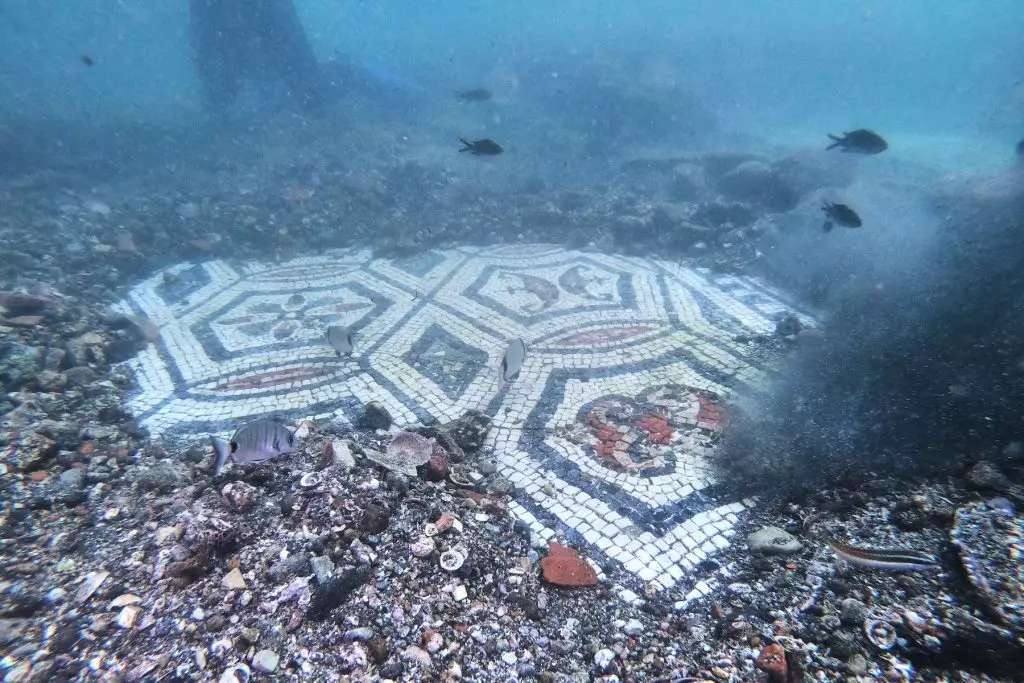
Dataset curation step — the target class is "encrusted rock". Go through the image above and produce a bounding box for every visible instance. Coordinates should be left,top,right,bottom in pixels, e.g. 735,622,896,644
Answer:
951,501,1024,629
359,503,390,535
965,461,1012,493
746,526,802,555
442,410,492,454
755,642,788,681
356,401,393,431
221,481,257,512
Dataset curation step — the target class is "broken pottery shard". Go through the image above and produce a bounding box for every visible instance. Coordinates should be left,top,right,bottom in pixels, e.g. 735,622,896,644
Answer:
540,543,597,587
364,431,434,476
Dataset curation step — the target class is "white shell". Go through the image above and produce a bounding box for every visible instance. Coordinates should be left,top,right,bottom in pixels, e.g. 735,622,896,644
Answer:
440,549,466,572
299,472,320,488
864,618,897,650
219,663,251,683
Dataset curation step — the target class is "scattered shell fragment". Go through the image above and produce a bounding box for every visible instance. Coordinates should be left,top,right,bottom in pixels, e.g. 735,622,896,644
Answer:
453,584,468,601
222,567,247,590
292,420,313,440
440,549,466,572
75,570,109,604
109,594,142,609
864,618,897,650
299,472,320,489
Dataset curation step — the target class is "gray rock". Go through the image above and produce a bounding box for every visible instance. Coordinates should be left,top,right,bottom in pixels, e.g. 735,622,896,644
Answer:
746,526,802,555
622,618,644,637
669,163,707,201
252,649,279,673
966,461,1011,492
133,461,183,493
846,653,868,676
64,366,96,387
310,555,335,585
356,402,392,431
716,160,799,212
840,597,868,626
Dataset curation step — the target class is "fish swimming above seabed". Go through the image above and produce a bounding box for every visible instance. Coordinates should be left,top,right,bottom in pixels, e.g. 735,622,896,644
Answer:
822,201,863,232
455,88,493,102
826,129,888,154
501,338,527,382
459,138,504,156
827,538,940,571
212,419,298,475
326,325,354,356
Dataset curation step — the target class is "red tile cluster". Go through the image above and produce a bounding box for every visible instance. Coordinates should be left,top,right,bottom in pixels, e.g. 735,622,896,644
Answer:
636,413,674,444
540,542,598,587
697,395,726,429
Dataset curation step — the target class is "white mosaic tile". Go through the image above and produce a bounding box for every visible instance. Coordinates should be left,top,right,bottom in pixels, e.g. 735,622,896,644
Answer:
115,244,814,590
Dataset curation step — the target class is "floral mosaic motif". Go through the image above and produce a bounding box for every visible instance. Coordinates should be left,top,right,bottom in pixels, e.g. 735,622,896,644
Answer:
582,385,726,473
558,265,614,302
213,291,372,342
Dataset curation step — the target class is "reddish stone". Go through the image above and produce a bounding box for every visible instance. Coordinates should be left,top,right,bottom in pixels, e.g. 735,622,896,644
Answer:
28,470,48,482
540,556,598,587
419,444,449,482
545,542,578,558
755,643,787,682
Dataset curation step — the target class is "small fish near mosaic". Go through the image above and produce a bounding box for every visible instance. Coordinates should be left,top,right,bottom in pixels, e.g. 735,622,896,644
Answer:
211,419,299,475
583,385,726,473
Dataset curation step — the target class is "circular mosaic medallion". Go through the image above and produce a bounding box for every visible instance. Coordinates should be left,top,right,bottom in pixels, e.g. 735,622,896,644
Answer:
116,244,813,595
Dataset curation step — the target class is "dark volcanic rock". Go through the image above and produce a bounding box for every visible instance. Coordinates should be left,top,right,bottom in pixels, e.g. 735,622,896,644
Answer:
356,402,392,431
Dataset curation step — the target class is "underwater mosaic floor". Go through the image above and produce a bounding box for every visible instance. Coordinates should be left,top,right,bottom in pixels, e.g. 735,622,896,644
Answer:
115,244,811,596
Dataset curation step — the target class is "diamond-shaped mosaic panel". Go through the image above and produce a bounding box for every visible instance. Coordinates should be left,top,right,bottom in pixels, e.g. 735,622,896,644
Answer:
115,245,815,592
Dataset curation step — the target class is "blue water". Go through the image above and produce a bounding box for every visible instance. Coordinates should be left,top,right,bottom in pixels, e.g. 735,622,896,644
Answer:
1,0,1020,167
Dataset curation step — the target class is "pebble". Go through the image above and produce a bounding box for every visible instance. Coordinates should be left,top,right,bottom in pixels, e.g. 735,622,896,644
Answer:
594,648,615,670
501,651,518,665
109,594,142,609
2,662,31,683
344,627,374,641
252,649,279,673
622,618,644,636
222,567,247,590
115,605,142,629
453,584,468,601
846,653,868,675
746,526,803,555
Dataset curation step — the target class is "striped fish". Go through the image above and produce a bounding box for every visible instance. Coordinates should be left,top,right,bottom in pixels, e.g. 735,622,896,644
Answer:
827,538,939,571
212,420,297,475
501,338,527,382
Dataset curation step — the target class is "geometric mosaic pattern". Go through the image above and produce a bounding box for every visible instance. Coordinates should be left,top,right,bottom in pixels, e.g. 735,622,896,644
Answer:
115,244,814,593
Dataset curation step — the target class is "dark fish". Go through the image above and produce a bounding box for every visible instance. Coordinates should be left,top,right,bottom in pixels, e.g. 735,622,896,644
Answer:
501,338,527,382
455,88,492,102
828,538,939,571
459,138,503,156
822,201,862,232
1016,138,1024,159
826,129,888,154
326,325,354,356
80,54,94,67
211,420,296,475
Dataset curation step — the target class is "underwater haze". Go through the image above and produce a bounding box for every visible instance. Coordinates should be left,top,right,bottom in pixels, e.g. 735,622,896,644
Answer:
1,1,1024,681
